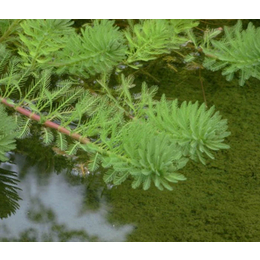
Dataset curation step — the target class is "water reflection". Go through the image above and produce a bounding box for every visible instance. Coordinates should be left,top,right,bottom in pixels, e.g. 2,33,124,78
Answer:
0,162,21,219
0,154,134,241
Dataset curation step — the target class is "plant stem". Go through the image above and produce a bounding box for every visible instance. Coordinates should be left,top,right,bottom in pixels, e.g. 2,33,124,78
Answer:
0,19,22,43
0,96,91,144
199,69,207,107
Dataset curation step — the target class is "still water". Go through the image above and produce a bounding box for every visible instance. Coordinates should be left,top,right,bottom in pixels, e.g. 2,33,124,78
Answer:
1,20,260,240
0,153,134,241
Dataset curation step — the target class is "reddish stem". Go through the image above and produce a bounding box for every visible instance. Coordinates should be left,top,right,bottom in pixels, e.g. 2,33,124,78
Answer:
0,97,90,144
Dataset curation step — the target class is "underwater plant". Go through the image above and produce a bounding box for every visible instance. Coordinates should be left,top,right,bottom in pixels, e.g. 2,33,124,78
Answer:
0,19,232,191
0,104,18,161
0,167,21,219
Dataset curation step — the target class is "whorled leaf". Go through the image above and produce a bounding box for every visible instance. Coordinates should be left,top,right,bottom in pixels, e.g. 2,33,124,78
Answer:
146,95,230,165
202,20,260,86
0,167,21,219
102,121,187,191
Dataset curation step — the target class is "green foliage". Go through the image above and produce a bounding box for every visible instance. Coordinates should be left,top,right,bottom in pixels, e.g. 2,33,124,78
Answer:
203,20,260,86
88,153,102,172
98,89,230,190
54,19,127,78
0,45,26,98
40,127,54,146
0,19,21,45
125,19,198,67
109,74,158,118
66,141,81,156
0,167,21,219
102,121,188,190
16,117,32,139
55,132,68,151
0,19,232,191
18,19,74,69
0,61,230,189
125,19,173,65
146,95,230,164
0,104,18,161
169,19,199,34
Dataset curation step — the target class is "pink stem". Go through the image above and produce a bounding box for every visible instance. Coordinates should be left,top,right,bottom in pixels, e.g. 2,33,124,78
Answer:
0,97,90,144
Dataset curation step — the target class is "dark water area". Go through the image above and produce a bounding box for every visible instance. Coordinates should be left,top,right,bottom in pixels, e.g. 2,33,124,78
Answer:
1,20,260,242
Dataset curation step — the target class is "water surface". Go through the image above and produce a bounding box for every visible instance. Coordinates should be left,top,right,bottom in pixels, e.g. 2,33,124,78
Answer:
1,19,260,241
0,153,134,241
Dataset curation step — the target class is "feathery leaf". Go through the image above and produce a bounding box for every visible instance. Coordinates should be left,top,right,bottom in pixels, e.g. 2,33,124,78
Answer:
202,20,260,86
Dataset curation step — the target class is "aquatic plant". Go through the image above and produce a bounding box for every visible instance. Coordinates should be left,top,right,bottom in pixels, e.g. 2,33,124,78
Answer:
0,19,231,190
0,104,18,161
0,167,21,219
202,20,260,86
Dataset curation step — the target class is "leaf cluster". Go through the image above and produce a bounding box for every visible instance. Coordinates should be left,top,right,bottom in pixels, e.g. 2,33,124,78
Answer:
0,167,21,219
0,60,231,190
1,71,125,156
146,95,230,164
18,19,74,69
0,19,22,45
2,19,200,79
125,19,198,67
0,104,18,161
0,19,231,191
54,19,127,78
102,121,187,191
203,20,260,86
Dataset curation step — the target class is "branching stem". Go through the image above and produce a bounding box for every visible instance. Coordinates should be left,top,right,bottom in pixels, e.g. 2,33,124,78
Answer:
0,96,91,144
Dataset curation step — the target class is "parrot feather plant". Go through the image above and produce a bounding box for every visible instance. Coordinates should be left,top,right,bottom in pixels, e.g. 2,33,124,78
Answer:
0,19,231,191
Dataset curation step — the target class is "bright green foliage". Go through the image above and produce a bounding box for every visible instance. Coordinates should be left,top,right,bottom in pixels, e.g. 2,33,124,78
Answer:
62,92,125,142
111,74,158,118
203,20,260,86
169,19,199,34
0,19,232,191
18,19,74,69
102,121,187,191
56,132,68,151
54,19,127,78
66,141,82,156
16,117,32,139
125,19,198,67
0,61,230,190
88,153,102,172
0,104,18,161
40,127,54,146
74,73,230,191
146,95,230,165
0,45,26,98
125,19,173,65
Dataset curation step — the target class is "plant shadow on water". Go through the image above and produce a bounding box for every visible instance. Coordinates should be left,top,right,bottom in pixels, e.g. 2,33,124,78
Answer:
0,148,134,242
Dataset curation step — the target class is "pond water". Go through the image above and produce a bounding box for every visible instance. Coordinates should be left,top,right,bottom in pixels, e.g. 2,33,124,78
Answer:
0,153,134,241
1,65,260,242
1,20,260,242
